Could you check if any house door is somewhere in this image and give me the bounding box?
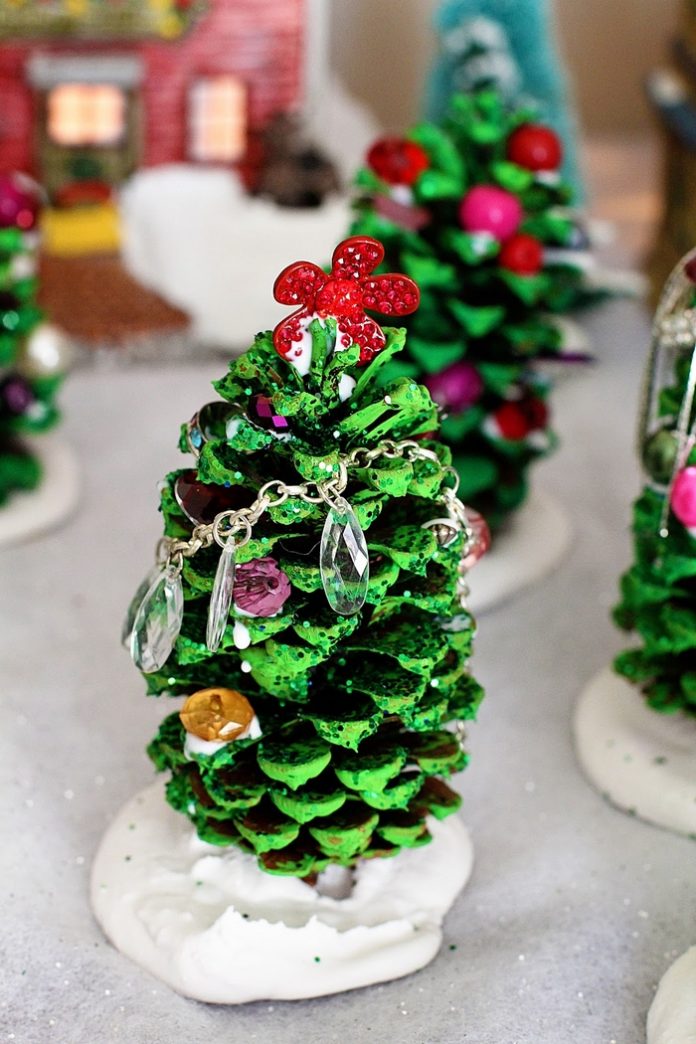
[27,53,143,204]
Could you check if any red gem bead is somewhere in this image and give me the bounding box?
[367,138,430,186]
[506,124,563,172]
[499,233,544,275]
[684,257,696,284]
[174,471,250,526]
[248,394,290,433]
[461,509,491,570]
[316,278,363,318]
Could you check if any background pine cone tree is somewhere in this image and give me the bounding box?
[0,175,66,506]
[350,88,600,529]
[614,329,696,715]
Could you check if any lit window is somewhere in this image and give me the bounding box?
[47,83,126,147]
[189,76,246,163]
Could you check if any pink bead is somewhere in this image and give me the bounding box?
[459,185,522,241]
[425,361,483,413]
[0,173,40,231]
[671,467,696,527]
[461,509,491,570]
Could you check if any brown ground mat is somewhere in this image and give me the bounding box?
[38,253,190,346]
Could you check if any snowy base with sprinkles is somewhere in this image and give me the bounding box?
[574,667,696,839]
[91,780,474,1003]
[647,947,696,1044]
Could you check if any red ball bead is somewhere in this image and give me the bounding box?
[367,138,430,186]
[506,124,563,172]
[499,233,544,275]
[493,396,549,440]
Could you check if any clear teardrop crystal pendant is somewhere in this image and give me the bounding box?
[320,496,369,615]
[206,542,236,652]
[130,565,184,674]
[121,566,159,648]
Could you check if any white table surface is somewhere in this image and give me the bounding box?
[2,296,693,1044]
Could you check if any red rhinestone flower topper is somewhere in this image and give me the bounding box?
[272,235,420,366]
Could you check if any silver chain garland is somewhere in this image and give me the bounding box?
[160,438,475,573]
[127,437,478,674]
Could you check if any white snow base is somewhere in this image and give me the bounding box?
[0,435,79,549]
[91,780,474,1004]
[647,947,696,1044]
[468,488,571,614]
[120,166,352,351]
[574,667,696,838]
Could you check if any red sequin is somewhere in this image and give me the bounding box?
[272,235,420,365]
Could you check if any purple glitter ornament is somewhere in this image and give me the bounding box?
[248,394,290,434]
[425,362,483,413]
[0,374,34,416]
[233,557,291,617]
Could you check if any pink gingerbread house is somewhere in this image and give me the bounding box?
[0,0,307,202]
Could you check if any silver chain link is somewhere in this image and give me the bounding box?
[160,439,473,568]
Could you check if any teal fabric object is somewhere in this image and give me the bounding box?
[425,0,585,198]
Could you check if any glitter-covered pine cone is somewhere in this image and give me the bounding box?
[614,341,696,716]
[0,177,66,506]
[351,89,599,528]
[145,318,484,878]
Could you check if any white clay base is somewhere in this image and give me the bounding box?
[0,435,79,548]
[647,947,696,1044]
[468,488,571,614]
[91,780,473,1003]
[574,667,696,838]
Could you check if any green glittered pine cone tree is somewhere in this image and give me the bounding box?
[126,236,486,878]
[351,88,597,527]
[0,174,66,506]
[613,251,696,715]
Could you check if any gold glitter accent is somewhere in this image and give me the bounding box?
[180,688,254,742]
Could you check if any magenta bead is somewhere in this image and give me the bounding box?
[425,361,483,413]
[459,185,522,241]
[671,467,696,527]
[233,557,291,617]
[0,174,40,231]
